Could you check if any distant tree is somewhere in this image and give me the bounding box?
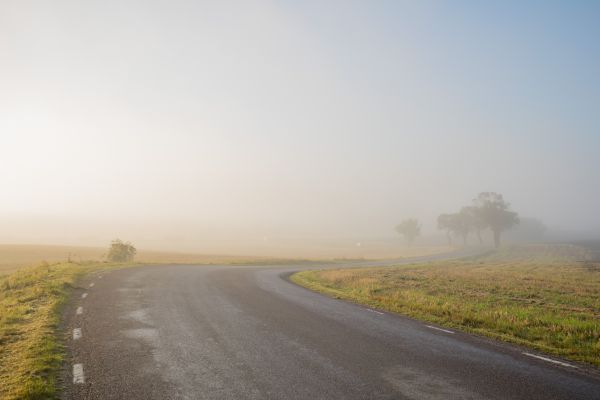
[437,210,471,246]
[453,208,473,245]
[472,192,519,248]
[505,217,547,243]
[395,219,421,245]
[437,214,454,245]
[107,239,136,262]
[462,206,487,245]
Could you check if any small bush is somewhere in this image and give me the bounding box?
[106,239,136,262]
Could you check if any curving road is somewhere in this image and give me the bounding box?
[61,255,600,399]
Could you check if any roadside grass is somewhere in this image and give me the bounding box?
[0,261,130,399]
[292,244,600,367]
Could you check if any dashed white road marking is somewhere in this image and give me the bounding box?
[366,308,384,315]
[76,306,83,315]
[73,328,82,340]
[89,282,95,288]
[81,293,88,299]
[426,325,455,334]
[523,352,575,368]
[73,364,85,384]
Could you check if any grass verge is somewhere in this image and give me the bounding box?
[0,261,131,399]
[291,244,600,367]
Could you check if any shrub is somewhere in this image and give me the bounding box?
[106,239,136,262]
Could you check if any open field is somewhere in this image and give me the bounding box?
[0,243,454,275]
[292,244,600,367]
[0,245,104,275]
[0,244,283,275]
[0,244,282,276]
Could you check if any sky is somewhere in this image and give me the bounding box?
[1,1,599,252]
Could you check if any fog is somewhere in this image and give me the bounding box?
[1,1,599,255]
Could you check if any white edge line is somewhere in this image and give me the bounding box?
[523,352,575,368]
[366,308,384,315]
[73,328,82,340]
[81,293,88,299]
[76,306,83,315]
[73,363,85,384]
[426,325,455,334]
[89,283,95,287]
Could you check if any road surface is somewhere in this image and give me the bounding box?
[61,255,600,399]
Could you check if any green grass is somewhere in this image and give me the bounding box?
[0,261,132,399]
[292,244,600,367]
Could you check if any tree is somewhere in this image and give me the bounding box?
[504,217,547,243]
[437,214,454,245]
[462,206,487,245]
[472,192,519,248]
[437,210,471,246]
[453,208,472,245]
[395,219,421,245]
[107,239,136,262]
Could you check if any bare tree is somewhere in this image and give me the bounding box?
[395,219,421,245]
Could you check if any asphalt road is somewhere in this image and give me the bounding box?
[61,254,600,399]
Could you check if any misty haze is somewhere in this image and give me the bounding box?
[1,1,599,400]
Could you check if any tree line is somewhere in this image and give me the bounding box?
[396,192,519,248]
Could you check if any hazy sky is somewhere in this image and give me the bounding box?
[1,1,599,250]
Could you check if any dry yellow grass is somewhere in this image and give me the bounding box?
[0,243,454,275]
[0,245,105,275]
[0,244,273,275]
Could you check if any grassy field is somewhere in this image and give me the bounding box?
[292,244,600,367]
[0,243,454,276]
[0,245,104,275]
[0,244,285,276]
[0,261,131,399]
